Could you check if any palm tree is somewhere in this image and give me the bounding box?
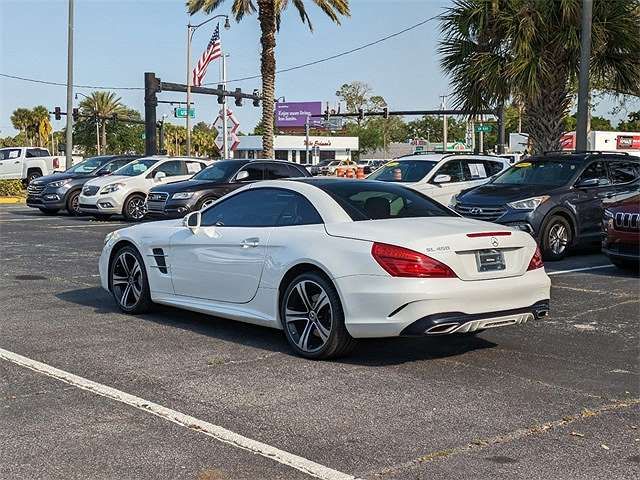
[31,106,51,147]
[186,0,350,158]
[78,91,127,153]
[10,108,33,145]
[439,0,640,153]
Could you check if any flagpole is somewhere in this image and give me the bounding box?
[222,53,229,159]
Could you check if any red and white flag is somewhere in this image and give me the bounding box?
[192,24,221,87]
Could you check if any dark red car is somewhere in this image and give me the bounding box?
[602,191,640,269]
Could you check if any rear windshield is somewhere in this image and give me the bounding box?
[192,161,243,182]
[318,181,455,221]
[368,160,438,183]
[112,159,159,176]
[492,160,579,186]
[66,156,113,174]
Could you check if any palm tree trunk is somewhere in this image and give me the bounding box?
[258,0,276,159]
[524,70,572,154]
[101,122,107,154]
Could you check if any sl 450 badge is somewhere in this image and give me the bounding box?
[425,245,451,253]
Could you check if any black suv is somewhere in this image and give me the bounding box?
[26,155,139,216]
[453,152,640,260]
[146,159,311,219]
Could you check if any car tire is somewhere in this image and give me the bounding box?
[123,193,147,222]
[26,171,42,185]
[541,215,572,261]
[92,214,112,221]
[38,208,59,215]
[66,190,82,216]
[280,271,356,360]
[109,245,153,314]
[196,197,217,211]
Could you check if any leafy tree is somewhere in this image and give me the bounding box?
[439,0,640,153]
[73,108,144,155]
[78,91,127,153]
[187,0,351,158]
[618,111,640,132]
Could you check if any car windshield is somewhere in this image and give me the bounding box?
[317,181,455,221]
[112,159,159,176]
[66,156,113,174]
[368,160,438,183]
[192,161,243,182]
[0,148,21,160]
[492,159,580,186]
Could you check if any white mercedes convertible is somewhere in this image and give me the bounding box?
[99,179,551,359]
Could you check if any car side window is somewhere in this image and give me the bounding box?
[185,161,204,175]
[277,192,323,226]
[154,160,186,177]
[201,188,295,227]
[264,163,292,180]
[434,160,465,183]
[608,161,640,184]
[26,149,38,158]
[578,161,609,185]
[289,164,308,177]
[236,163,264,182]
[464,161,489,180]
[484,160,505,177]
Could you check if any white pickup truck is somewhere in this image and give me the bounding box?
[0,147,64,185]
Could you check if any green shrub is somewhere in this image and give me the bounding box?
[0,179,26,197]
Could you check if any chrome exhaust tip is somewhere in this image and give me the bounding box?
[425,322,460,335]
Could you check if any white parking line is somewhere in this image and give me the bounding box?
[547,264,615,276]
[0,347,358,480]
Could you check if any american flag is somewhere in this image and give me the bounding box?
[192,24,222,87]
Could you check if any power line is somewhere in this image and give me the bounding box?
[0,15,437,91]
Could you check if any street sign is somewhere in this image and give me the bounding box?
[475,124,492,133]
[213,107,240,152]
[174,107,195,119]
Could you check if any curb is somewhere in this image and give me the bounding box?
[0,196,25,204]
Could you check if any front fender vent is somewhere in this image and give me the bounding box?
[152,248,168,274]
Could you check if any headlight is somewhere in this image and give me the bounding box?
[172,192,195,200]
[100,183,125,194]
[48,179,71,188]
[507,195,550,211]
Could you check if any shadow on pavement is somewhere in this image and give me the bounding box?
[56,287,498,364]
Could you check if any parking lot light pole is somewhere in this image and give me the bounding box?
[65,0,74,169]
[186,14,230,156]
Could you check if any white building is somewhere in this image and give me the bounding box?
[232,135,359,165]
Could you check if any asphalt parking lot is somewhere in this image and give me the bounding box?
[1,204,638,480]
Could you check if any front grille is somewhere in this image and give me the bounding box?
[455,204,507,222]
[147,192,169,202]
[82,185,99,196]
[27,183,45,195]
[614,212,640,232]
[79,203,98,210]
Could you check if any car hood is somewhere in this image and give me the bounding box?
[607,193,640,213]
[458,183,559,205]
[84,175,130,187]
[32,172,89,184]
[150,179,232,194]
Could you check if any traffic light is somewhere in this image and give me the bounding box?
[383,107,389,119]
[112,113,118,122]
[54,107,61,120]
[358,108,365,121]
[234,88,243,107]
[252,89,260,107]
[217,84,224,104]
[72,108,79,122]
[324,108,330,121]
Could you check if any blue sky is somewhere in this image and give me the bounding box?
[1,0,636,137]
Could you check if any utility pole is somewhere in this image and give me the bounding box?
[222,54,229,159]
[576,0,593,151]
[305,116,310,165]
[186,25,193,156]
[479,115,485,153]
[440,95,448,152]
[65,0,74,169]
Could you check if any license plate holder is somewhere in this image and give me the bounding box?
[475,249,505,272]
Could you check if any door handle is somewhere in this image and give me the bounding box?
[240,237,260,248]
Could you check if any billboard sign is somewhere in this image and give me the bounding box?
[275,102,323,128]
[616,135,640,150]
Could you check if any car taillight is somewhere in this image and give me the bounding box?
[371,242,457,278]
[53,158,59,169]
[527,246,544,271]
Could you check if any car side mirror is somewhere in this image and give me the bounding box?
[183,211,201,233]
[235,170,250,182]
[154,171,167,182]
[96,169,110,176]
[433,174,452,184]
[576,178,604,188]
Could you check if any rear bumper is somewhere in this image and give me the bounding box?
[335,268,551,338]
